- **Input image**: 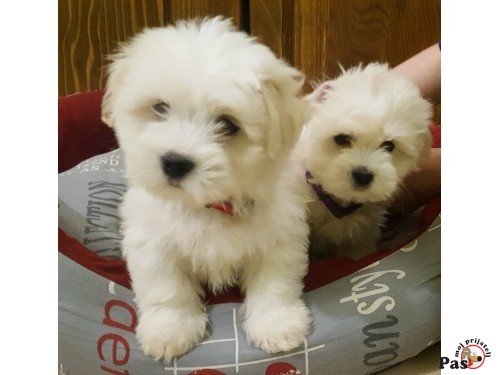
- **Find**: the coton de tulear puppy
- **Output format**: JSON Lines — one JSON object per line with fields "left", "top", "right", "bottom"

{"left": 296, "top": 63, "right": 432, "bottom": 259}
{"left": 102, "top": 17, "right": 311, "bottom": 362}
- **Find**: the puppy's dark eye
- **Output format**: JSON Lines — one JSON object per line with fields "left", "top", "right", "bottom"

{"left": 333, "top": 133, "right": 352, "bottom": 147}
{"left": 151, "top": 101, "right": 170, "bottom": 118}
{"left": 216, "top": 115, "right": 240, "bottom": 137}
{"left": 380, "top": 140, "right": 395, "bottom": 152}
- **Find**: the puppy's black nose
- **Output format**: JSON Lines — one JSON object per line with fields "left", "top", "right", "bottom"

{"left": 160, "top": 152, "right": 195, "bottom": 179}
{"left": 352, "top": 167, "right": 374, "bottom": 187}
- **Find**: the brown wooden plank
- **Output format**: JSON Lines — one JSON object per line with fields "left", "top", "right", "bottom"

{"left": 291, "top": 0, "right": 330, "bottom": 87}
{"left": 167, "top": 0, "right": 241, "bottom": 27}
{"left": 59, "top": 0, "right": 165, "bottom": 96}
{"left": 249, "top": 0, "right": 284, "bottom": 58}
{"left": 291, "top": 0, "right": 440, "bottom": 91}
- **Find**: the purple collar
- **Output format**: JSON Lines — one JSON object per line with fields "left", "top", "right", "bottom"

{"left": 305, "top": 171, "right": 363, "bottom": 219}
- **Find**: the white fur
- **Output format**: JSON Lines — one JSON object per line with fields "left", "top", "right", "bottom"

{"left": 102, "top": 17, "right": 311, "bottom": 362}
{"left": 296, "top": 63, "right": 432, "bottom": 259}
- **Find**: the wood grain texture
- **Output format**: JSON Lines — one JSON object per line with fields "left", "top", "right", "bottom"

{"left": 59, "top": 0, "right": 242, "bottom": 96}
{"left": 249, "top": 0, "right": 284, "bottom": 58}
{"left": 59, "top": 0, "right": 165, "bottom": 96}
{"left": 166, "top": 0, "right": 241, "bottom": 25}
{"left": 291, "top": 0, "right": 440, "bottom": 90}
{"left": 59, "top": 0, "right": 441, "bottom": 122}
{"left": 291, "top": 0, "right": 330, "bottom": 85}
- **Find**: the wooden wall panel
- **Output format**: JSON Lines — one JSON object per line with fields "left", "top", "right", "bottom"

{"left": 249, "top": 0, "right": 285, "bottom": 58}
{"left": 58, "top": 0, "right": 166, "bottom": 96}
{"left": 291, "top": 0, "right": 330, "bottom": 85}
{"left": 291, "top": 0, "right": 441, "bottom": 90}
{"left": 59, "top": 0, "right": 440, "bottom": 116}
{"left": 58, "top": 0, "right": 241, "bottom": 96}
{"left": 166, "top": 0, "right": 241, "bottom": 26}
{"left": 249, "top": 0, "right": 440, "bottom": 90}
{"left": 248, "top": 0, "right": 440, "bottom": 121}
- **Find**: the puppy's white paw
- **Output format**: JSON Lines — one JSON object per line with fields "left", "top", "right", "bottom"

{"left": 135, "top": 307, "right": 208, "bottom": 362}
{"left": 243, "top": 302, "right": 310, "bottom": 353}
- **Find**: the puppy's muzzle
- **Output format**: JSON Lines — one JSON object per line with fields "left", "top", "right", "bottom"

{"left": 161, "top": 152, "right": 195, "bottom": 180}
{"left": 351, "top": 166, "right": 374, "bottom": 188}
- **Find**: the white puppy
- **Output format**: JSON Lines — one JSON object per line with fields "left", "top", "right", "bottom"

{"left": 296, "top": 63, "right": 432, "bottom": 259}
{"left": 102, "top": 17, "right": 311, "bottom": 362}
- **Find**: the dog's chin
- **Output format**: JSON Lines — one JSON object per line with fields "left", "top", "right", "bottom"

{"left": 336, "top": 188, "right": 393, "bottom": 204}
{"left": 319, "top": 176, "right": 399, "bottom": 205}
{"left": 139, "top": 177, "right": 256, "bottom": 216}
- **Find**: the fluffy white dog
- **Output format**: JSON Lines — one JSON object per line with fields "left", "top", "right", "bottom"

{"left": 102, "top": 17, "right": 311, "bottom": 361}
{"left": 296, "top": 63, "right": 432, "bottom": 259}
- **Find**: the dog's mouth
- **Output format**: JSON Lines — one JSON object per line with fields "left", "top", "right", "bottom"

{"left": 205, "top": 196, "right": 255, "bottom": 217}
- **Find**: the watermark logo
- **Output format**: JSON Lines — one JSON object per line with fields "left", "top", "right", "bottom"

{"left": 459, "top": 345, "right": 486, "bottom": 369}
{"left": 440, "top": 338, "right": 492, "bottom": 370}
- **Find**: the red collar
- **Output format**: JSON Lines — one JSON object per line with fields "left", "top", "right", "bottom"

{"left": 205, "top": 201, "right": 234, "bottom": 216}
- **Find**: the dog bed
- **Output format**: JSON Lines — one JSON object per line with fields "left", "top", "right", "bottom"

{"left": 58, "top": 91, "right": 441, "bottom": 375}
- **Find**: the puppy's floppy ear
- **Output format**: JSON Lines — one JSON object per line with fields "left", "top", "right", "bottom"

{"left": 101, "top": 50, "right": 131, "bottom": 128}
{"left": 305, "top": 80, "right": 334, "bottom": 103}
{"left": 305, "top": 63, "right": 346, "bottom": 103}
{"left": 461, "top": 348, "right": 471, "bottom": 360}
{"left": 258, "top": 62, "right": 309, "bottom": 158}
